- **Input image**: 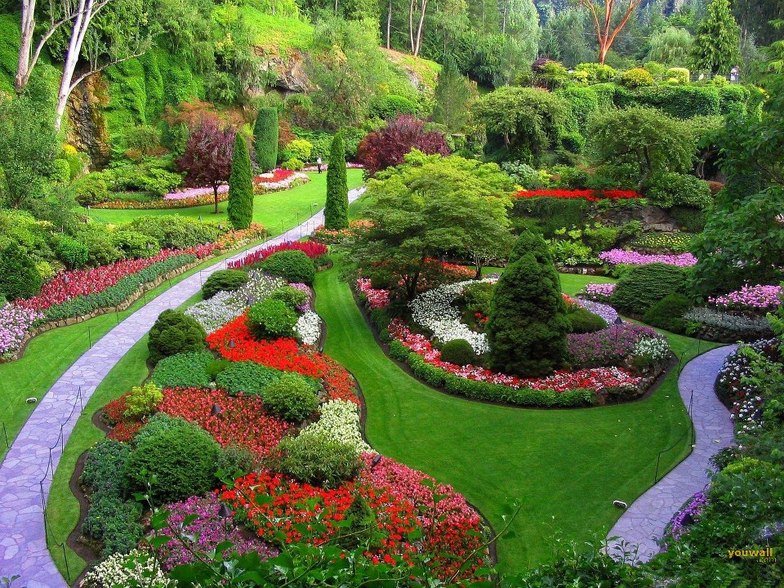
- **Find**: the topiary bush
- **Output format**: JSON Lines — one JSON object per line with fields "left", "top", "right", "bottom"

{"left": 567, "top": 306, "right": 607, "bottom": 333}
{"left": 643, "top": 293, "right": 692, "bottom": 333}
{"left": 0, "top": 243, "right": 43, "bottom": 300}
{"left": 260, "top": 250, "right": 316, "bottom": 285}
{"left": 271, "top": 434, "right": 363, "bottom": 489}
{"left": 325, "top": 132, "right": 348, "bottom": 230}
{"left": 619, "top": 67, "right": 654, "bottom": 88}
{"left": 124, "top": 416, "right": 220, "bottom": 504}
{"left": 202, "top": 269, "right": 249, "bottom": 299}
{"left": 148, "top": 310, "right": 207, "bottom": 365}
{"left": 247, "top": 298, "right": 298, "bottom": 340}
{"left": 254, "top": 107, "right": 279, "bottom": 172}
{"left": 487, "top": 231, "right": 570, "bottom": 377}
{"left": 227, "top": 134, "right": 254, "bottom": 230}
{"left": 262, "top": 373, "right": 320, "bottom": 422}
{"left": 440, "top": 339, "right": 477, "bottom": 366}
{"left": 611, "top": 263, "right": 689, "bottom": 316}
{"left": 215, "top": 361, "right": 283, "bottom": 396}
{"left": 151, "top": 351, "right": 213, "bottom": 388}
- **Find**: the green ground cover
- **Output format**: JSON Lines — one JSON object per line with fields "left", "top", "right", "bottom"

{"left": 314, "top": 263, "right": 716, "bottom": 573}
{"left": 87, "top": 170, "right": 364, "bottom": 231}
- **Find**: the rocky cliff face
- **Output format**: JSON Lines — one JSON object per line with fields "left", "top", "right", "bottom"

{"left": 66, "top": 74, "right": 111, "bottom": 168}
{"left": 256, "top": 50, "right": 310, "bottom": 94}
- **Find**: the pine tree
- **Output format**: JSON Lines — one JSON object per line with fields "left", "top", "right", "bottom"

{"left": 432, "top": 58, "right": 473, "bottom": 133}
{"left": 253, "top": 107, "right": 279, "bottom": 172}
{"left": 691, "top": 0, "right": 741, "bottom": 75}
{"left": 324, "top": 133, "right": 348, "bottom": 230}
{"left": 227, "top": 134, "right": 254, "bottom": 230}
{"left": 487, "top": 231, "right": 570, "bottom": 377}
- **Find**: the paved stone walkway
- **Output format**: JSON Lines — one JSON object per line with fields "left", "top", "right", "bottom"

{"left": 0, "top": 188, "right": 365, "bottom": 588}
{"left": 606, "top": 344, "right": 736, "bottom": 563}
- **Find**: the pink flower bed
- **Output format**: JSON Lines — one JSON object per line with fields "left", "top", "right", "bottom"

{"left": 356, "top": 278, "right": 390, "bottom": 309}
{"left": 599, "top": 249, "right": 697, "bottom": 267}
{"left": 228, "top": 241, "right": 327, "bottom": 269}
{"left": 583, "top": 283, "right": 616, "bottom": 299}
{"left": 0, "top": 305, "right": 43, "bottom": 357}
{"left": 164, "top": 185, "right": 229, "bottom": 201}
{"left": 709, "top": 284, "right": 783, "bottom": 313}
{"left": 17, "top": 245, "right": 214, "bottom": 312}
{"left": 389, "top": 320, "right": 640, "bottom": 392}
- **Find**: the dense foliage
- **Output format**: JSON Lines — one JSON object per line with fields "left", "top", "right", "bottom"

{"left": 227, "top": 134, "right": 254, "bottom": 230}
{"left": 324, "top": 133, "right": 348, "bottom": 230}
{"left": 148, "top": 309, "right": 208, "bottom": 365}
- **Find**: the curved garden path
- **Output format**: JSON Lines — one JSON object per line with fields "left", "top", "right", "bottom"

{"left": 0, "top": 188, "right": 365, "bottom": 588}
{"left": 606, "top": 344, "right": 736, "bottom": 563}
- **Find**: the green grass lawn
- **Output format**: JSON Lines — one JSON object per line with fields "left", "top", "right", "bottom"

{"left": 88, "top": 170, "right": 364, "bottom": 230}
{"left": 314, "top": 264, "right": 716, "bottom": 574}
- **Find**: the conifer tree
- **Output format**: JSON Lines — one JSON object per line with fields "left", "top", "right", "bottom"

{"left": 691, "top": 0, "right": 741, "bottom": 75}
{"left": 254, "top": 107, "right": 279, "bottom": 172}
{"left": 227, "top": 134, "right": 254, "bottom": 230}
{"left": 324, "top": 133, "right": 348, "bottom": 230}
{"left": 432, "top": 58, "right": 473, "bottom": 132}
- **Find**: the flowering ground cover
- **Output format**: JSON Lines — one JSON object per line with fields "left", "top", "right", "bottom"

{"left": 229, "top": 240, "right": 328, "bottom": 269}
{"left": 514, "top": 189, "right": 641, "bottom": 202}
{"left": 598, "top": 249, "right": 698, "bottom": 267}
{"left": 709, "top": 284, "right": 783, "bottom": 314}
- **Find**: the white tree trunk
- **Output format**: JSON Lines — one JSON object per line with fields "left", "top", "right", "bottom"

{"left": 414, "top": 0, "right": 427, "bottom": 56}
{"left": 55, "top": 0, "right": 97, "bottom": 130}
{"left": 386, "top": 0, "right": 393, "bottom": 49}
{"left": 16, "top": 0, "right": 35, "bottom": 93}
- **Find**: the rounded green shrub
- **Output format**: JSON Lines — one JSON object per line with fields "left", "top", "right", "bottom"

{"left": 619, "top": 67, "right": 655, "bottom": 88}
{"left": 645, "top": 173, "right": 713, "bottom": 209}
{"left": 72, "top": 174, "right": 111, "bottom": 207}
{"left": 147, "top": 309, "right": 207, "bottom": 365}
{"left": 202, "top": 269, "right": 249, "bottom": 299}
{"left": 124, "top": 416, "right": 220, "bottom": 504}
{"left": 666, "top": 67, "right": 690, "bottom": 84}
{"left": 263, "top": 373, "right": 320, "bottom": 422}
{"left": 0, "top": 243, "right": 43, "bottom": 300}
{"left": 55, "top": 235, "right": 89, "bottom": 269}
{"left": 271, "top": 434, "right": 362, "bottom": 489}
{"left": 643, "top": 293, "right": 693, "bottom": 333}
{"left": 260, "top": 250, "right": 316, "bottom": 285}
{"left": 215, "top": 361, "right": 282, "bottom": 396}
{"left": 567, "top": 307, "right": 607, "bottom": 333}
{"left": 152, "top": 351, "right": 213, "bottom": 388}
{"left": 282, "top": 158, "right": 304, "bottom": 171}
{"left": 81, "top": 439, "right": 130, "bottom": 495}
{"left": 111, "top": 230, "right": 160, "bottom": 259}
{"left": 440, "top": 339, "right": 477, "bottom": 366}
{"left": 612, "top": 263, "right": 689, "bottom": 316}
{"left": 123, "top": 382, "right": 163, "bottom": 419}
{"left": 269, "top": 285, "right": 309, "bottom": 309}
{"left": 247, "top": 298, "right": 297, "bottom": 340}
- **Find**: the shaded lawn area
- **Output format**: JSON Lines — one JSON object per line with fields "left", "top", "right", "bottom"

{"left": 314, "top": 263, "right": 716, "bottom": 574}
{"left": 87, "top": 170, "right": 364, "bottom": 232}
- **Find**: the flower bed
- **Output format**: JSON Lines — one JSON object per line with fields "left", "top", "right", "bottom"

{"left": 664, "top": 490, "right": 708, "bottom": 544}
{"left": 0, "top": 305, "right": 43, "bottom": 358}
{"left": 582, "top": 282, "right": 616, "bottom": 300}
{"left": 598, "top": 249, "right": 697, "bottom": 267}
{"left": 254, "top": 169, "right": 295, "bottom": 184}
{"left": 684, "top": 307, "right": 773, "bottom": 343}
{"left": 157, "top": 387, "right": 291, "bottom": 458}
{"left": 709, "top": 284, "right": 783, "bottom": 314}
{"left": 356, "top": 279, "right": 391, "bottom": 309}
{"left": 514, "top": 189, "right": 642, "bottom": 202}
{"left": 229, "top": 241, "right": 328, "bottom": 269}
{"left": 296, "top": 400, "right": 373, "bottom": 454}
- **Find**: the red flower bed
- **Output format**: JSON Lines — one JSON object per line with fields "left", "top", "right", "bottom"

{"left": 254, "top": 169, "right": 295, "bottom": 184}
{"left": 514, "top": 188, "right": 641, "bottom": 202}
{"left": 229, "top": 241, "right": 328, "bottom": 269}
{"left": 207, "top": 314, "right": 330, "bottom": 378}
{"left": 17, "top": 245, "right": 215, "bottom": 312}
{"left": 322, "top": 356, "right": 360, "bottom": 404}
{"left": 157, "top": 387, "right": 290, "bottom": 458}
{"left": 389, "top": 319, "right": 640, "bottom": 392}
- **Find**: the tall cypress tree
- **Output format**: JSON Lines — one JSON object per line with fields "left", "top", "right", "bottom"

{"left": 253, "top": 107, "right": 279, "bottom": 172}
{"left": 487, "top": 231, "right": 570, "bottom": 377}
{"left": 432, "top": 57, "right": 473, "bottom": 132}
{"left": 691, "top": 0, "right": 741, "bottom": 75}
{"left": 227, "top": 134, "right": 254, "bottom": 230}
{"left": 324, "top": 133, "right": 348, "bottom": 230}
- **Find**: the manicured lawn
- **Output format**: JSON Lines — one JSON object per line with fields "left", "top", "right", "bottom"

{"left": 46, "top": 290, "right": 205, "bottom": 580}
{"left": 87, "top": 170, "right": 364, "bottom": 231}
{"left": 314, "top": 264, "right": 714, "bottom": 573}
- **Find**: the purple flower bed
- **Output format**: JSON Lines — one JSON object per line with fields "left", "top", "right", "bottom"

{"left": 709, "top": 284, "right": 783, "bottom": 313}
{"left": 290, "top": 282, "right": 313, "bottom": 311}
{"left": 599, "top": 249, "right": 698, "bottom": 267}
{"left": 0, "top": 305, "right": 43, "bottom": 357}
{"left": 576, "top": 298, "right": 619, "bottom": 325}
{"left": 568, "top": 323, "right": 659, "bottom": 368}
{"left": 155, "top": 494, "right": 277, "bottom": 570}
{"left": 667, "top": 491, "right": 708, "bottom": 541}
{"left": 583, "top": 283, "right": 616, "bottom": 300}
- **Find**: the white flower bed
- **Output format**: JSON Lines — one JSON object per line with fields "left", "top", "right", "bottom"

{"left": 186, "top": 271, "right": 284, "bottom": 332}
{"left": 632, "top": 336, "right": 671, "bottom": 364}
{"left": 295, "top": 310, "right": 322, "bottom": 345}
{"left": 80, "top": 550, "right": 173, "bottom": 587}
{"left": 409, "top": 279, "right": 495, "bottom": 354}
{"left": 298, "top": 400, "right": 374, "bottom": 455}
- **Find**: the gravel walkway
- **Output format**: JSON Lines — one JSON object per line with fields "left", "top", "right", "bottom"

{"left": 606, "top": 344, "right": 736, "bottom": 563}
{"left": 0, "top": 188, "right": 364, "bottom": 587}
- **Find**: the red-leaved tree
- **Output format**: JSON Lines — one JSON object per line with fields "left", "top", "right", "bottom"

{"left": 176, "top": 116, "right": 236, "bottom": 213}
{"left": 357, "top": 115, "right": 450, "bottom": 176}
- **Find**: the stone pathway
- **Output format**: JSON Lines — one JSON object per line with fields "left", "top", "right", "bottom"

{"left": 606, "top": 344, "right": 736, "bottom": 563}
{"left": 0, "top": 188, "right": 365, "bottom": 588}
